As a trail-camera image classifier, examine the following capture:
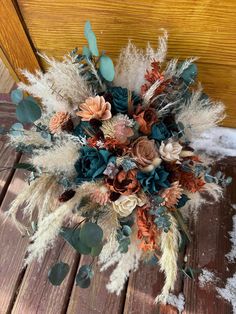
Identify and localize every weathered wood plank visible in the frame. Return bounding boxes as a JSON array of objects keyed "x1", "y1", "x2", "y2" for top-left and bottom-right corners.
[
  {"x1": 0, "y1": 157, "x2": 29, "y2": 314},
  {"x1": 124, "y1": 261, "x2": 183, "y2": 314},
  {"x1": 0, "y1": 0, "x2": 40, "y2": 82},
  {"x1": 67, "y1": 255, "x2": 126, "y2": 314},
  {"x1": 12, "y1": 241, "x2": 79, "y2": 314},
  {"x1": 0, "y1": 102, "x2": 19, "y2": 204},
  {"x1": 183, "y1": 159, "x2": 236, "y2": 314}
]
